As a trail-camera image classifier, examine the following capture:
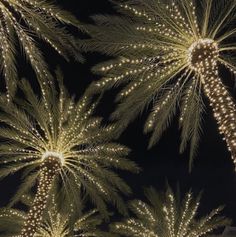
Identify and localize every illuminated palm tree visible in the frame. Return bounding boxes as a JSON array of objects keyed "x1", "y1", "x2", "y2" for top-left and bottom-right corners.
[
  {"x1": 35, "y1": 208, "x2": 109, "y2": 237},
  {"x1": 83, "y1": 0, "x2": 236, "y2": 169},
  {"x1": 0, "y1": 0, "x2": 81, "y2": 99},
  {"x1": 0, "y1": 74, "x2": 139, "y2": 237},
  {"x1": 111, "y1": 186, "x2": 230, "y2": 237},
  {"x1": 0, "y1": 195, "x2": 112, "y2": 237}
]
